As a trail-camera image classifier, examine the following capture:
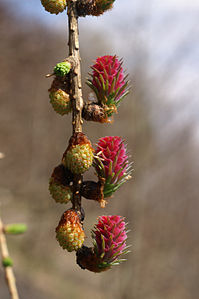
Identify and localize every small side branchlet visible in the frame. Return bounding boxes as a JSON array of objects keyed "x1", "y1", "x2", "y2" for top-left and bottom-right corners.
[
  {"x1": 0, "y1": 216, "x2": 27, "y2": 299},
  {"x1": 43, "y1": 0, "x2": 132, "y2": 272}
]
